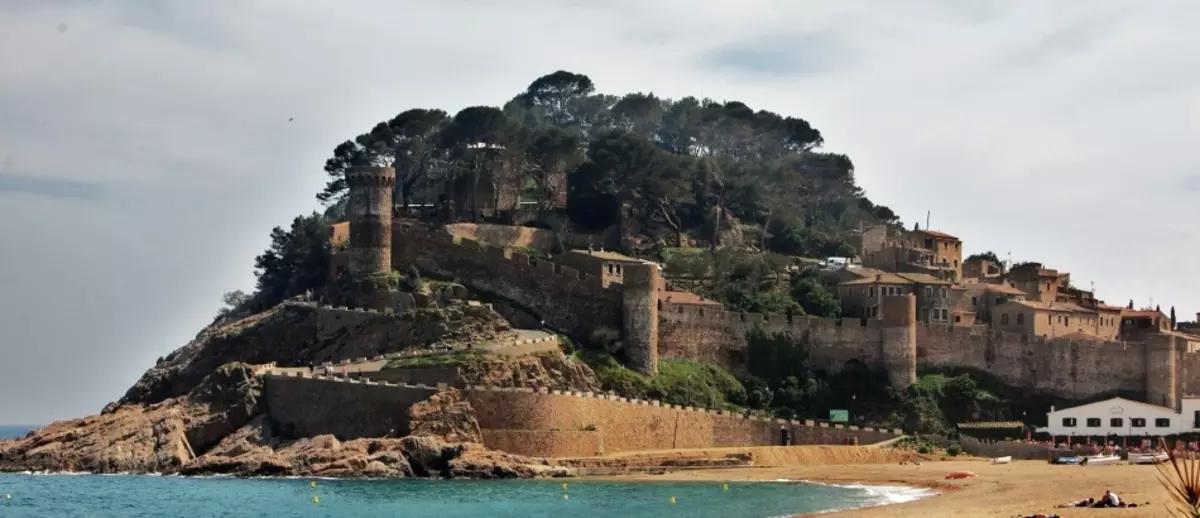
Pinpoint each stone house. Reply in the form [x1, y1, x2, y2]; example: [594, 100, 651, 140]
[990, 300, 1121, 340]
[837, 272, 952, 323]
[552, 249, 655, 288]
[837, 273, 915, 319]
[962, 257, 1004, 283]
[959, 282, 1028, 325]
[1121, 309, 1173, 338]
[1004, 262, 1069, 303]
[896, 272, 953, 324]
[907, 229, 963, 281]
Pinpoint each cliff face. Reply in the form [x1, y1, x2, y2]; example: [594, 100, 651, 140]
[456, 355, 602, 393]
[121, 300, 511, 406]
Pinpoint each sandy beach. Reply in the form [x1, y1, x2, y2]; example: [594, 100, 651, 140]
[605, 450, 1181, 517]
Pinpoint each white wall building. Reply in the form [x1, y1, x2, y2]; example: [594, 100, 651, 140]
[1040, 397, 1200, 437]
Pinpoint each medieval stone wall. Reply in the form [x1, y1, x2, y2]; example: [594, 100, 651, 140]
[465, 388, 898, 456]
[392, 222, 623, 339]
[264, 374, 437, 440]
[263, 373, 899, 457]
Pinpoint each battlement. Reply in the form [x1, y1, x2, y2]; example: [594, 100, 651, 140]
[345, 166, 397, 187]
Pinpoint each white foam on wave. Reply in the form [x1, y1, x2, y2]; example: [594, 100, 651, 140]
[777, 479, 939, 513]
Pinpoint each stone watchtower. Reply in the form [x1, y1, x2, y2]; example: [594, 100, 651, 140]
[880, 295, 918, 391]
[346, 166, 395, 276]
[622, 262, 660, 376]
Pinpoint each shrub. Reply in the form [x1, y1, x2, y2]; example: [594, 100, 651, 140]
[946, 444, 962, 456]
[916, 445, 932, 455]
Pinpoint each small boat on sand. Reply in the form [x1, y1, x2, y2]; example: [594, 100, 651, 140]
[1128, 452, 1168, 464]
[1050, 456, 1081, 465]
[1081, 454, 1120, 466]
[990, 456, 1012, 464]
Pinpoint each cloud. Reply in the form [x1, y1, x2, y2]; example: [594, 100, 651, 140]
[0, 172, 106, 201]
[698, 32, 852, 79]
[0, 0, 1198, 425]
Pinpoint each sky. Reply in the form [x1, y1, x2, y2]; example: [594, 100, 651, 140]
[1, 0, 1198, 425]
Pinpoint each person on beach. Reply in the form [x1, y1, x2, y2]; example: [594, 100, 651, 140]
[1056, 497, 1093, 508]
[1093, 490, 1120, 508]
[779, 426, 791, 446]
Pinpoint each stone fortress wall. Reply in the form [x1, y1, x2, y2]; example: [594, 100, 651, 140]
[391, 222, 1191, 408]
[263, 372, 899, 457]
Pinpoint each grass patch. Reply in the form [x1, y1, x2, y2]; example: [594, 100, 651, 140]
[574, 348, 746, 411]
[384, 351, 486, 369]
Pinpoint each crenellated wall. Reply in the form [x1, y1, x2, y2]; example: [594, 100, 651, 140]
[262, 373, 901, 457]
[392, 222, 623, 339]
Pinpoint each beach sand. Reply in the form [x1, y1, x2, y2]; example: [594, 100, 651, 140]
[608, 453, 1182, 517]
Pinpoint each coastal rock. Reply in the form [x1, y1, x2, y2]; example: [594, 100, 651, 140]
[407, 389, 482, 444]
[456, 354, 601, 392]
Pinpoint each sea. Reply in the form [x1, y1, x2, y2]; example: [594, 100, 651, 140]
[0, 426, 934, 517]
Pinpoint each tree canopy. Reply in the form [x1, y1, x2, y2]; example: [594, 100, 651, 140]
[314, 70, 901, 258]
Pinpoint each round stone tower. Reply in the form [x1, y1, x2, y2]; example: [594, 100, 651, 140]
[621, 262, 660, 376]
[1145, 333, 1179, 409]
[880, 295, 918, 391]
[346, 166, 395, 276]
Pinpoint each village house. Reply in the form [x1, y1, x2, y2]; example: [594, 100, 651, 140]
[908, 229, 963, 281]
[962, 257, 1004, 283]
[1121, 308, 1172, 337]
[837, 272, 952, 323]
[1040, 396, 1200, 437]
[956, 281, 1028, 325]
[551, 249, 651, 288]
[859, 228, 962, 283]
[990, 300, 1121, 340]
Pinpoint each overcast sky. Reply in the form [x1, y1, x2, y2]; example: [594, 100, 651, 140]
[2, 0, 1198, 425]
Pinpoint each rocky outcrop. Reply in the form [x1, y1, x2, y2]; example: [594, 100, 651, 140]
[407, 389, 482, 444]
[121, 299, 512, 406]
[456, 354, 601, 392]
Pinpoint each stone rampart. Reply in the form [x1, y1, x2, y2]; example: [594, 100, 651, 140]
[350, 366, 461, 387]
[657, 301, 883, 373]
[263, 372, 438, 440]
[465, 387, 899, 456]
[393, 222, 623, 338]
[263, 373, 901, 457]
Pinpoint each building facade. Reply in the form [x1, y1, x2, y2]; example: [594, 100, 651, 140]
[1041, 397, 1200, 438]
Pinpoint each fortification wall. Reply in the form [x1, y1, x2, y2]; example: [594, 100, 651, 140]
[263, 373, 899, 457]
[264, 373, 437, 440]
[445, 223, 557, 253]
[466, 388, 899, 456]
[393, 222, 623, 338]
[657, 301, 884, 373]
[917, 323, 1147, 399]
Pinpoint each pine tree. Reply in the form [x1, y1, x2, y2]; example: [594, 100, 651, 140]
[1170, 306, 1177, 329]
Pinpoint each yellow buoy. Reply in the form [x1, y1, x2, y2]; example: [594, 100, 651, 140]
[723, 483, 729, 491]
[669, 496, 676, 504]
[310, 480, 317, 488]
[312, 496, 320, 504]
[561, 493, 569, 500]
[562, 482, 568, 490]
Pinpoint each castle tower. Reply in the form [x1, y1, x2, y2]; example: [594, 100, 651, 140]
[880, 295, 918, 391]
[1145, 333, 1179, 409]
[346, 166, 395, 276]
[622, 262, 660, 376]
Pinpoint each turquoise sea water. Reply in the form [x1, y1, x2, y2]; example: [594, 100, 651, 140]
[0, 426, 934, 517]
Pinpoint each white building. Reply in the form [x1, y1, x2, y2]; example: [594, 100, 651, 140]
[1040, 397, 1200, 437]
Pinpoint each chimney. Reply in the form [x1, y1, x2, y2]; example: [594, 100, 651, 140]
[875, 274, 882, 282]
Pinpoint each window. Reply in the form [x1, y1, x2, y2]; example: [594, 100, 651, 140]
[1086, 418, 1101, 428]
[1131, 418, 1146, 428]
[1110, 418, 1123, 427]
[925, 286, 932, 297]
[941, 287, 948, 298]
[954, 259, 959, 268]
[869, 287, 876, 297]
[1061, 417, 1076, 427]
[1064, 317, 1070, 327]
[1017, 314, 1024, 325]
[971, 297, 978, 306]
[1048, 314, 1053, 324]
[1156, 418, 1171, 428]
[1194, 411, 1200, 428]
[1001, 313, 1009, 324]
[941, 309, 949, 320]
[955, 315, 961, 323]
